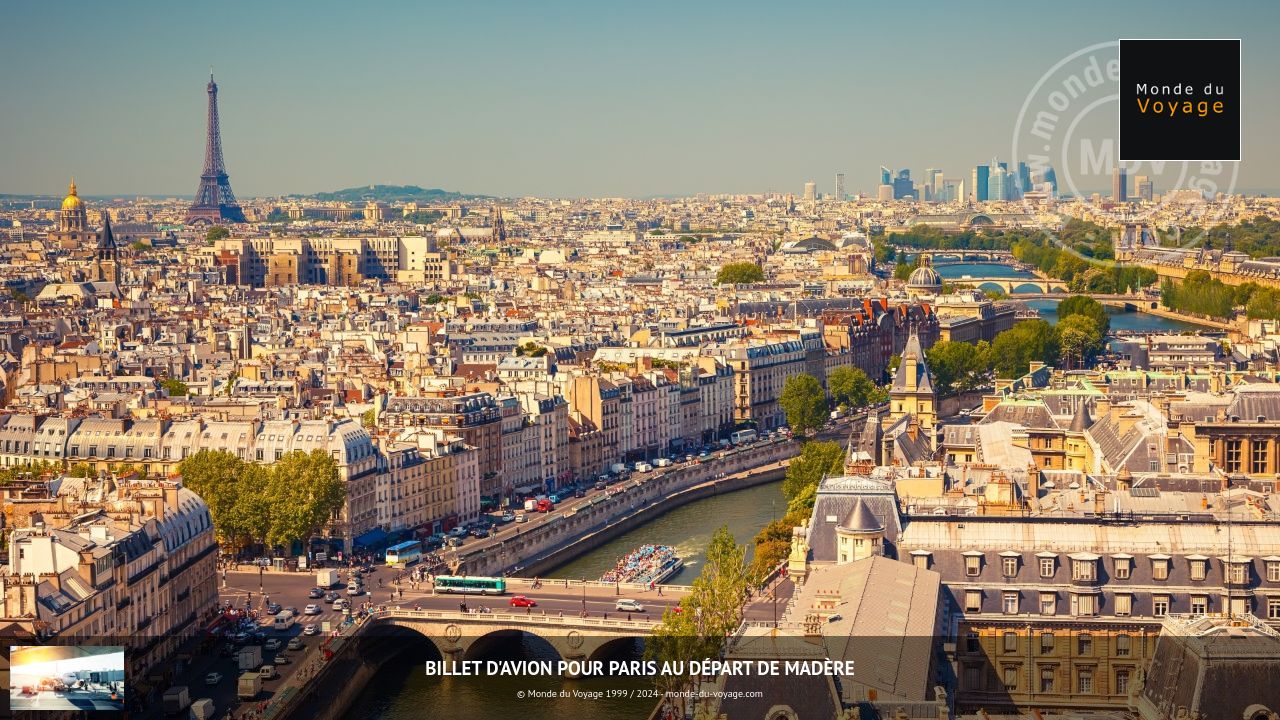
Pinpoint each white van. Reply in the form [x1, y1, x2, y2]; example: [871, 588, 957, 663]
[346, 581, 364, 596]
[272, 611, 294, 631]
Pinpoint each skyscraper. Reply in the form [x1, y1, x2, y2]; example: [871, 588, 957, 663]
[988, 165, 1008, 202]
[1135, 175, 1154, 201]
[1043, 166, 1058, 193]
[1112, 167, 1127, 202]
[835, 173, 845, 201]
[892, 169, 914, 200]
[803, 182, 817, 203]
[880, 166, 892, 187]
[971, 165, 990, 202]
[1017, 162, 1031, 198]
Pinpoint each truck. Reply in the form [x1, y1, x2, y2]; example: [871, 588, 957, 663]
[523, 498, 537, 512]
[237, 672, 262, 700]
[655, 458, 671, 468]
[634, 462, 653, 473]
[237, 646, 263, 672]
[535, 498, 553, 512]
[610, 462, 627, 475]
[162, 686, 191, 716]
[188, 698, 216, 720]
[316, 569, 340, 588]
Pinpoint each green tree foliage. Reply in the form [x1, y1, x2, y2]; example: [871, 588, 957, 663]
[205, 226, 230, 243]
[361, 409, 376, 429]
[1197, 216, 1280, 258]
[781, 441, 845, 515]
[827, 367, 880, 410]
[714, 262, 764, 285]
[647, 526, 751, 714]
[424, 294, 444, 305]
[926, 340, 991, 394]
[1057, 314, 1105, 369]
[178, 449, 344, 551]
[1160, 270, 1237, 319]
[69, 463, 95, 478]
[516, 341, 548, 357]
[893, 255, 920, 282]
[990, 319, 1060, 378]
[778, 374, 828, 435]
[160, 378, 189, 397]
[1057, 295, 1111, 335]
[748, 508, 808, 580]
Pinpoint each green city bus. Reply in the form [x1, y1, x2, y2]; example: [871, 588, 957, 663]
[434, 576, 507, 595]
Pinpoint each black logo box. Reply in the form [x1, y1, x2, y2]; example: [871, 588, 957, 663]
[1119, 39, 1241, 162]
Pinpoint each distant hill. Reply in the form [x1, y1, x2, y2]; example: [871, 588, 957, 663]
[299, 185, 489, 203]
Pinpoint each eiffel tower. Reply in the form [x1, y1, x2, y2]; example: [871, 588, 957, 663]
[185, 72, 246, 225]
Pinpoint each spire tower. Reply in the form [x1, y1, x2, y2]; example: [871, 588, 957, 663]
[185, 73, 246, 224]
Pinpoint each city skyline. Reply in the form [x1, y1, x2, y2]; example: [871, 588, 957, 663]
[1, 0, 1277, 199]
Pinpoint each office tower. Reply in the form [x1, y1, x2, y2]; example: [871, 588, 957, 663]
[803, 182, 817, 203]
[1017, 162, 1031, 197]
[835, 173, 845, 201]
[1043, 166, 1058, 193]
[931, 171, 945, 200]
[892, 169, 914, 200]
[877, 184, 895, 202]
[880, 166, 892, 186]
[988, 165, 1008, 202]
[1135, 175, 1154, 201]
[1112, 167, 1127, 202]
[971, 165, 990, 202]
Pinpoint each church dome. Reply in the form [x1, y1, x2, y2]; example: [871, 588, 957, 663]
[61, 180, 83, 210]
[907, 263, 942, 289]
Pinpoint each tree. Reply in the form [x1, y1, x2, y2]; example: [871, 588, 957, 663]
[361, 409, 376, 429]
[827, 367, 878, 410]
[926, 341, 991, 395]
[990, 320, 1060, 378]
[647, 526, 750, 719]
[160, 378, 189, 397]
[205, 226, 230, 243]
[179, 450, 252, 548]
[264, 450, 345, 549]
[424, 294, 444, 305]
[1057, 295, 1111, 336]
[781, 441, 845, 513]
[1057, 314, 1104, 369]
[714, 262, 764, 285]
[749, 509, 807, 580]
[778, 374, 827, 435]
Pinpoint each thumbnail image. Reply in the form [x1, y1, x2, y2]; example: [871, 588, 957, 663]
[9, 646, 125, 712]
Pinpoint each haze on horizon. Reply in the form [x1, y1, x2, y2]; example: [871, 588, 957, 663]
[1, 0, 1277, 199]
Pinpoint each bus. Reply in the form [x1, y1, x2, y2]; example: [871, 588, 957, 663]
[730, 429, 758, 445]
[433, 576, 507, 595]
[385, 540, 423, 567]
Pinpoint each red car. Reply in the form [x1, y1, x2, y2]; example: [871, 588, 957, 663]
[509, 595, 537, 608]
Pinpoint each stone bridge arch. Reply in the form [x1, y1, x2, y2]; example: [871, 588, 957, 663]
[372, 612, 651, 677]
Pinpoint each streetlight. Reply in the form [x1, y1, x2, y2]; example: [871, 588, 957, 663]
[581, 577, 586, 616]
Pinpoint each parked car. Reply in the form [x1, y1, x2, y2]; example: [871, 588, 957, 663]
[615, 599, 644, 612]
[266, 602, 282, 614]
[514, 513, 527, 524]
[205, 672, 223, 686]
[500, 512, 515, 523]
[509, 595, 537, 608]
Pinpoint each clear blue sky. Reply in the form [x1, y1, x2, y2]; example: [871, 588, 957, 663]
[1, 0, 1276, 198]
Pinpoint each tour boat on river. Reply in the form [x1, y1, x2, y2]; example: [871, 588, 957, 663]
[600, 544, 683, 585]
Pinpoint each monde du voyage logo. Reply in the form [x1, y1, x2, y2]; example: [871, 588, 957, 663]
[1120, 39, 1241, 162]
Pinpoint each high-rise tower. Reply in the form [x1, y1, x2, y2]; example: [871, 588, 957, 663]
[185, 73, 246, 225]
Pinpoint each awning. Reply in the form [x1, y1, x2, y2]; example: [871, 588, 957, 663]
[353, 527, 388, 548]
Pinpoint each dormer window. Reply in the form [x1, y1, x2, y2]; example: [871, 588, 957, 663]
[1070, 553, 1099, 581]
[1000, 552, 1020, 578]
[1151, 554, 1171, 580]
[963, 551, 983, 577]
[1188, 555, 1209, 581]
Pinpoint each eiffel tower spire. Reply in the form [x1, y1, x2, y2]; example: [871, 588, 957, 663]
[185, 73, 246, 225]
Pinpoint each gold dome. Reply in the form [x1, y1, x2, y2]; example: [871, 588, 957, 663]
[61, 179, 83, 210]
